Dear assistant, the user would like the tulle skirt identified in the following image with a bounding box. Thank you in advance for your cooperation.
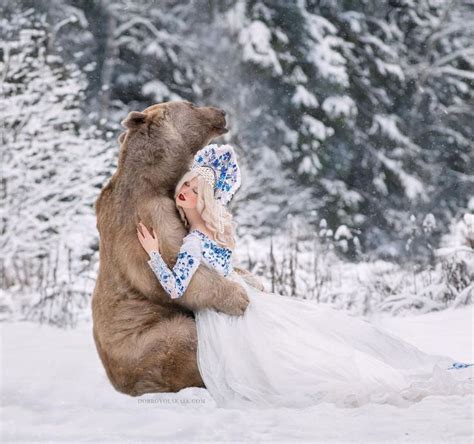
[195,271,473,409]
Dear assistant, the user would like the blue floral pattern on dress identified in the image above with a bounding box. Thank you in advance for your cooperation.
[191,229,233,277]
[147,229,233,299]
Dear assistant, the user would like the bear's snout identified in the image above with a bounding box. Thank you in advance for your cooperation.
[211,108,227,131]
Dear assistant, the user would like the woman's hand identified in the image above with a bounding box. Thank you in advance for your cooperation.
[136,221,159,257]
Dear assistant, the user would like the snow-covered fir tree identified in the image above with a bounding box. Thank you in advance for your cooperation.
[0,5,115,325]
[29,0,472,260]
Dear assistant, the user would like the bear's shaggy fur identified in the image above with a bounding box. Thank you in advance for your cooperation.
[92,100,264,396]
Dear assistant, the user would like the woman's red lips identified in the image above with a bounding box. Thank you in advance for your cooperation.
[178,194,185,201]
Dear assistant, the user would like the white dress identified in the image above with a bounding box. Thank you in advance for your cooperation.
[147,229,474,409]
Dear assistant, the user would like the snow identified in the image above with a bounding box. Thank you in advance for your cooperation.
[289,65,308,83]
[302,9,349,87]
[369,114,421,154]
[1,306,473,442]
[441,213,474,252]
[238,20,283,76]
[374,59,405,81]
[301,115,333,140]
[142,79,173,102]
[224,0,246,34]
[376,151,427,202]
[339,10,364,33]
[291,85,320,109]
[319,179,364,209]
[321,95,358,119]
[334,224,353,240]
[359,35,399,60]
[298,153,322,175]
[307,37,349,87]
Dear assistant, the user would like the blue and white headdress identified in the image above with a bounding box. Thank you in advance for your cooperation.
[191,144,241,233]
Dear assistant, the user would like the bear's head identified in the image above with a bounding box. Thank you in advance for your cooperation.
[117,100,229,192]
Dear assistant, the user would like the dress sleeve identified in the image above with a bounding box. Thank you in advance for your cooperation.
[147,233,202,299]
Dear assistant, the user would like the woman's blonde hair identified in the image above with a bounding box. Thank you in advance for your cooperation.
[174,169,237,250]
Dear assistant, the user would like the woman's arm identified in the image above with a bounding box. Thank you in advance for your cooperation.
[146,235,202,299]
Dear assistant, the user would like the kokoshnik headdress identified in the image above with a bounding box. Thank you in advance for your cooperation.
[191,144,241,233]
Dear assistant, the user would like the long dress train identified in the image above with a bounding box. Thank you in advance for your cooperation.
[195,271,473,409]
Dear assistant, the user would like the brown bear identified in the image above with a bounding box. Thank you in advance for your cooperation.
[92,100,265,396]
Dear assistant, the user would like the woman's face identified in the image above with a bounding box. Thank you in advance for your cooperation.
[176,176,198,209]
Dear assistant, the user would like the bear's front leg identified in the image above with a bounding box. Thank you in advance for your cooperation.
[179,264,250,316]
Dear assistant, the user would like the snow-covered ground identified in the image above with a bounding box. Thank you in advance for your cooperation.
[1,306,473,443]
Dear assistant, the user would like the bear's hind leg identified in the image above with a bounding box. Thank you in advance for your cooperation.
[131,313,205,396]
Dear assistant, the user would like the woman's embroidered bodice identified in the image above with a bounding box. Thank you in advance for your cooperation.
[147,229,233,299]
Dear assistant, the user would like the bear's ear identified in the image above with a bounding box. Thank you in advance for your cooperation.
[121,111,148,130]
[117,131,127,144]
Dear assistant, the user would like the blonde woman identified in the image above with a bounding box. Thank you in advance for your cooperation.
[136,144,473,410]
[137,167,236,299]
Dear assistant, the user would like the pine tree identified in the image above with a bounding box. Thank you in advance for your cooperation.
[0,5,114,324]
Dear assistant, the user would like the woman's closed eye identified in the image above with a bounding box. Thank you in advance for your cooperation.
[183,180,197,194]
[186,182,197,194]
